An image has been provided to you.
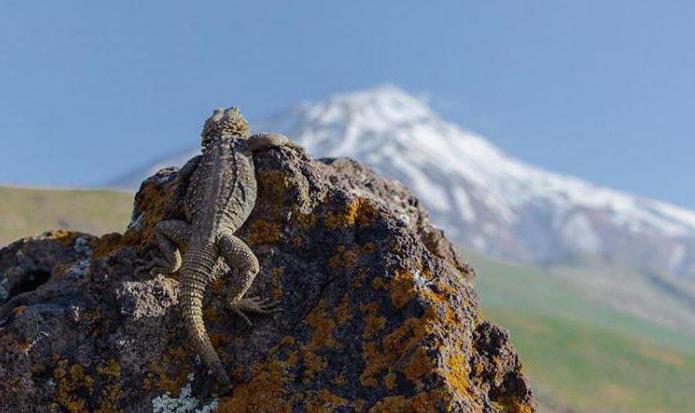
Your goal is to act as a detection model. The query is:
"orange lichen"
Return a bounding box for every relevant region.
[122,180,172,245]
[328,245,359,269]
[328,243,377,271]
[494,397,535,413]
[94,360,123,413]
[389,270,418,309]
[293,209,318,230]
[370,276,386,289]
[361,241,377,254]
[279,336,296,346]
[367,390,450,413]
[209,274,226,293]
[334,294,353,325]
[12,305,28,315]
[403,347,435,383]
[247,220,281,246]
[286,350,299,367]
[255,170,291,218]
[44,229,78,246]
[422,288,456,325]
[270,267,286,299]
[92,233,124,258]
[359,341,385,387]
[304,390,349,413]
[350,267,371,289]
[360,317,429,387]
[303,352,328,381]
[384,372,397,390]
[52,361,94,413]
[301,299,341,380]
[360,302,386,339]
[216,352,293,413]
[334,372,347,386]
[146,346,193,395]
[208,332,231,349]
[305,300,338,351]
[324,197,379,229]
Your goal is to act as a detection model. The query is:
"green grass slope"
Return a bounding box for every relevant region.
[471,254,695,413]
[0,186,132,246]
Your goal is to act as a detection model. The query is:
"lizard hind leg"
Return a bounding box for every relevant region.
[136,220,190,276]
[217,231,280,326]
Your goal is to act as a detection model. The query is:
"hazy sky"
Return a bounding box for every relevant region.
[1,1,694,209]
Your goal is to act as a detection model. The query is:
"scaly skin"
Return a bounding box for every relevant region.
[138,107,300,390]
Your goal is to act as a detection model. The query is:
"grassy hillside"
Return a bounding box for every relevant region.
[0,186,132,246]
[471,254,695,413]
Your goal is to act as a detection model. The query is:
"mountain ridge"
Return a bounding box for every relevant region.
[109,85,695,280]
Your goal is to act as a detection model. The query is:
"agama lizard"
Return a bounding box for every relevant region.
[138,107,300,389]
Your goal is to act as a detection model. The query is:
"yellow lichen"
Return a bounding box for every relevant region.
[444,350,470,396]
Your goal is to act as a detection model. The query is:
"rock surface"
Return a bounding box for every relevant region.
[0,145,535,412]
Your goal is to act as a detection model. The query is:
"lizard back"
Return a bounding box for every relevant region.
[185,138,257,237]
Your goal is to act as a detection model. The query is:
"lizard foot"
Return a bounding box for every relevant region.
[227,297,281,327]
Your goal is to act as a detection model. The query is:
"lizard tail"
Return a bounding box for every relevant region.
[179,250,232,388]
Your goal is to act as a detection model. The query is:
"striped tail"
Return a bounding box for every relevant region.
[179,246,232,387]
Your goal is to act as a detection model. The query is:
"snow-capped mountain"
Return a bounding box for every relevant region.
[110,85,695,280]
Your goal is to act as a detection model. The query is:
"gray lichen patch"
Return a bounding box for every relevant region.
[151,374,219,413]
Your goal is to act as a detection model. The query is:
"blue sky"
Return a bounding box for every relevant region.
[1,1,694,209]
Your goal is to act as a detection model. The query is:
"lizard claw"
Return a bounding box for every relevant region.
[228,296,281,326]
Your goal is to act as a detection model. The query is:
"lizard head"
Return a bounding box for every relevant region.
[201,106,250,148]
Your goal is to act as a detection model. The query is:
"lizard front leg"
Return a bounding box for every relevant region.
[137,220,190,276]
[217,230,279,326]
